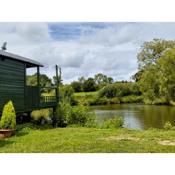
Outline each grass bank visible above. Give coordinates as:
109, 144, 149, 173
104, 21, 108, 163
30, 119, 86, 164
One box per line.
73, 91, 143, 106
1, 124, 175, 152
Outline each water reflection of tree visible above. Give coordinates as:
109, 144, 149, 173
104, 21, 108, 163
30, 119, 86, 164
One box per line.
133, 105, 175, 129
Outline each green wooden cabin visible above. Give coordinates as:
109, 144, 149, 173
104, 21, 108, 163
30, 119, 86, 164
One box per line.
0, 50, 57, 114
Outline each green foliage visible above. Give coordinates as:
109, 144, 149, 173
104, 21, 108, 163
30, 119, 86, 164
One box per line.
137, 47, 175, 104
27, 74, 52, 91
137, 39, 175, 70
84, 114, 97, 128
99, 84, 117, 98
56, 102, 72, 126
71, 81, 82, 92
99, 83, 141, 98
68, 106, 89, 126
120, 95, 143, 103
31, 109, 52, 125
55, 100, 96, 127
164, 121, 173, 130
60, 85, 75, 104
94, 73, 114, 89
136, 39, 175, 104
101, 117, 124, 129
0, 101, 16, 129
83, 78, 97, 92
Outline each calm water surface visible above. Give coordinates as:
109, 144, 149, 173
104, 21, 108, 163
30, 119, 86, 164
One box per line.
90, 104, 175, 130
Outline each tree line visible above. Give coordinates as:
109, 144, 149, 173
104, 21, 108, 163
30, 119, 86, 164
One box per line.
27, 38, 175, 105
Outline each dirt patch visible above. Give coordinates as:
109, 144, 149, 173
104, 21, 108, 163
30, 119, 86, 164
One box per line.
158, 140, 175, 146
101, 135, 140, 141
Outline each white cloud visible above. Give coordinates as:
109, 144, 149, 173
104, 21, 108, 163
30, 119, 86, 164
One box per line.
1, 22, 175, 83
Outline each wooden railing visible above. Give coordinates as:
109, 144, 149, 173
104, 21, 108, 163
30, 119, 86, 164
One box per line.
40, 96, 57, 108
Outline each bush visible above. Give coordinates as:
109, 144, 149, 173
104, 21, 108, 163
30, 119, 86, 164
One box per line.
164, 121, 173, 130
99, 84, 117, 98
56, 102, 72, 127
101, 117, 124, 129
98, 83, 141, 99
55, 102, 97, 127
0, 101, 16, 129
68, 106, 89, 126
60, 85, 75, 104
31, 109, 52, 125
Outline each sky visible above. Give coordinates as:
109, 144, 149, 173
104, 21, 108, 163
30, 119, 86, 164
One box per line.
1, 22, 175, 83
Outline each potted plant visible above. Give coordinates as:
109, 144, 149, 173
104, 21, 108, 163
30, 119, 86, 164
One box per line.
0, 101, 16, 138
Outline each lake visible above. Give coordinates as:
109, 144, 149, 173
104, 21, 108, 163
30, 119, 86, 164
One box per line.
90, 104, 175, 130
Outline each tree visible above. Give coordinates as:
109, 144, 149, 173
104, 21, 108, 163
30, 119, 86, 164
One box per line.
94, 73, 108, 85
157, 48, 175, 101
27, 73, 52, 88
138, 65, 160, 102
107, 77, 114, 84
83, 78, 96, 92
0, 101, 16, 129
138, 47, 175, 103
71, 81, 82, 92
137, 39, 175, 70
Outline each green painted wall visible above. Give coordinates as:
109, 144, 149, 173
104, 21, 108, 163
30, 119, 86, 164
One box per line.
0, 56, 25, 113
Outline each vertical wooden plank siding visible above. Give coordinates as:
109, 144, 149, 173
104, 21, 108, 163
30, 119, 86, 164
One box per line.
37, 66, 40, 108
0, 56, 25, 113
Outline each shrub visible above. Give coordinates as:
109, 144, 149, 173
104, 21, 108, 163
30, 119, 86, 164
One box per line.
0, 101, 16, 129
84, 113, 97, 128
101, 117, 124, 129
60, 85, 75, 104
68, 106, 89, 126
98, 83, 141, 99
56, 102, 97, 127
99, 84, 117, 98
31, 109, 52, 125
164, 121, 173, 130
56, 102, 72, 127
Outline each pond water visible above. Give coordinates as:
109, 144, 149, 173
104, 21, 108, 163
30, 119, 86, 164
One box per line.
89, 104, 175, 130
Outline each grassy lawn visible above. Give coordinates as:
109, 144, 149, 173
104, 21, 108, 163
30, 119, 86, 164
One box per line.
1, 125, 175, 153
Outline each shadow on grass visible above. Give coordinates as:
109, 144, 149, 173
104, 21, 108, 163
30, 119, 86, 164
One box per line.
15, 131, 29, 137
0, 139, 14, 148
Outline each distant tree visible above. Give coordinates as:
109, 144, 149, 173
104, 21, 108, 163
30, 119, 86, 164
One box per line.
71, 81, 82, 92
107, 77, 114, 84
27, 73, 52, 88
78, 76, 86, 84
53, 75, 62, 86
83, 78, 96, 92
94, 73, 108, 85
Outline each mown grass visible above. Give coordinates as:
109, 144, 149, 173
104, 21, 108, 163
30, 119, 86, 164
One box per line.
1, 125, 175, 153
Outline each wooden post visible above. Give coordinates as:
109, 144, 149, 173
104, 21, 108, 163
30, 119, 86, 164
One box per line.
24, 64, 26, 111
37, 66, 40, 108
55, 65, 61, 103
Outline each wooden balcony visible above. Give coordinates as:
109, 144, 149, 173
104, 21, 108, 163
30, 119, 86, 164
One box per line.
40, 96, 57, 108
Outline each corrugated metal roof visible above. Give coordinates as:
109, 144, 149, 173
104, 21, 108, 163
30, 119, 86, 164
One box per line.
0, 50, 44, 67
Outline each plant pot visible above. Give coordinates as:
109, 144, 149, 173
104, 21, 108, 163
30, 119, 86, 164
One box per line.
0, 129, 14, 138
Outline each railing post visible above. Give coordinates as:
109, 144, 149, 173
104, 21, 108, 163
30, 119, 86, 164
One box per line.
37, 66, 40, 108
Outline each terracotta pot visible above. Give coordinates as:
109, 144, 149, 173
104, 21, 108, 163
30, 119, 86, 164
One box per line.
0, 129, 14, 138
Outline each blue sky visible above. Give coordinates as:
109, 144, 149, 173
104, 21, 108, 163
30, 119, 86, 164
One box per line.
1, 22, 175, 83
